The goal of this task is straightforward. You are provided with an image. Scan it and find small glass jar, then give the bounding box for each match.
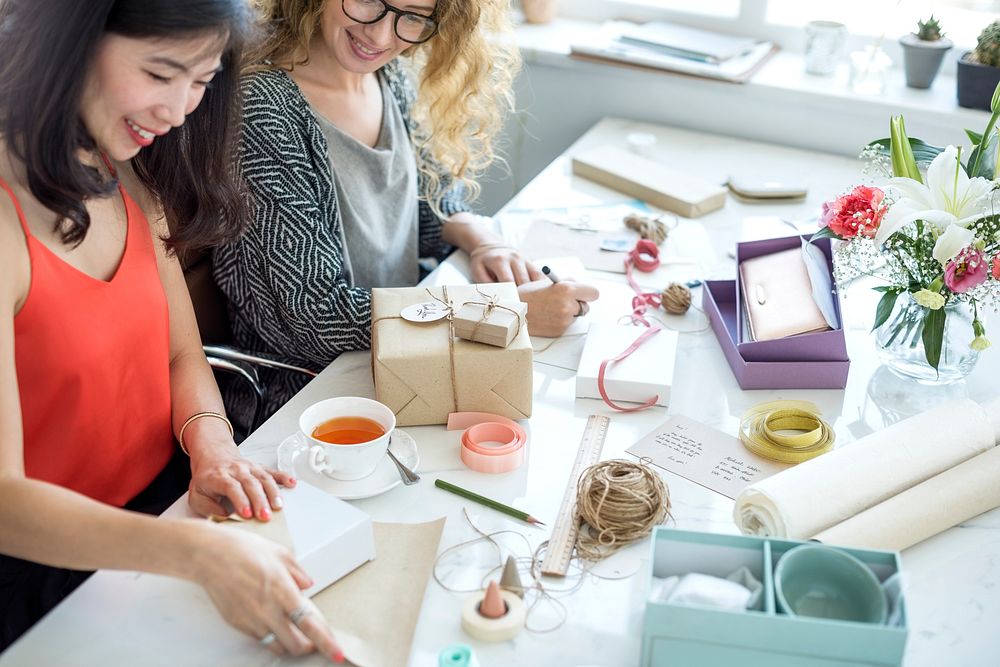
[849,46,893,95]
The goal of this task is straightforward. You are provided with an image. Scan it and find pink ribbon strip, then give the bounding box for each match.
[590,239,666,412]
[624,239,664,327]
[447,412,528,473]
[597,327,662,412]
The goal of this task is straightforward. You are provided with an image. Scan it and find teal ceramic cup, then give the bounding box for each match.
[774,544,888,624]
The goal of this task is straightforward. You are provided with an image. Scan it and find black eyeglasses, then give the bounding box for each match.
[342,0,438,45]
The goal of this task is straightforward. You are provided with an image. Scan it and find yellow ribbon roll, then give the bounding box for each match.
[739,400,835,464]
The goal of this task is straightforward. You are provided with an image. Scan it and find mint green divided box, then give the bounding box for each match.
[641,528,907,667]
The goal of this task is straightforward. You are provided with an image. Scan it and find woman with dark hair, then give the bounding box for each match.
[0,1,341,661]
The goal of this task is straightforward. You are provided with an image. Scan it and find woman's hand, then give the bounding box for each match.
[469,243,544,286]
[518,279,600,337]
[191,525,344,662]
[188,443,295,521]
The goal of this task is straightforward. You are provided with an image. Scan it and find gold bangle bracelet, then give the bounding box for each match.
[178,411,234,456]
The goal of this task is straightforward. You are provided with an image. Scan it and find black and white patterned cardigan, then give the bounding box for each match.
[212,60,468,417]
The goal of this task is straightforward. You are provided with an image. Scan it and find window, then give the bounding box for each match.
[767,0,1000,47]
[559,0,1000,51]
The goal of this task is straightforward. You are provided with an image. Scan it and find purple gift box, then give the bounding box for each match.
[735,235,848,362]
[703,234,850,389]
[703,280,850,389]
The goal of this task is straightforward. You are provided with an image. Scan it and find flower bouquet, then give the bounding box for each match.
[816,84,1000,381]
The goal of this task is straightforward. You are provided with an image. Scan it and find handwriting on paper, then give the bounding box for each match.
[626,415,790,499]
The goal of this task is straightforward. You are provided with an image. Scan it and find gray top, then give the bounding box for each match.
[312,75,419,289]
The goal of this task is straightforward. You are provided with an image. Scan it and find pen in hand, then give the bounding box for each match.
[541,265,589,318]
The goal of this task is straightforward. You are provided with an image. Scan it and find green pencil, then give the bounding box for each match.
[434,479,545,526]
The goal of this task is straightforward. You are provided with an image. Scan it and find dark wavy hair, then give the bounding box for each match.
[0,0,252,252]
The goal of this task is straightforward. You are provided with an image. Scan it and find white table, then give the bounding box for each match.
[4,118,999,667]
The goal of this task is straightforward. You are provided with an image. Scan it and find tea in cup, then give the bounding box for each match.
[300,397,395,480]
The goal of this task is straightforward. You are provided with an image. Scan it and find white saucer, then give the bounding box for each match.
[276,429,419,500]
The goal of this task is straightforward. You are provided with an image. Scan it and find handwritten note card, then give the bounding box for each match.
[626,415,790,499]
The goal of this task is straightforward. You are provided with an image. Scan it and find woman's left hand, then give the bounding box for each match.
[469,243,544,286]
[188,443,295,521]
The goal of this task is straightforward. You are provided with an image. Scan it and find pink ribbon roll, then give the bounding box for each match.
[447,412,528,474]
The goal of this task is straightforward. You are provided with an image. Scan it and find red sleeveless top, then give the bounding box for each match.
[4,178,174,507]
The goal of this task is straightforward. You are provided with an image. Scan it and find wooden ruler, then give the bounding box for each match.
[540,414,610,577]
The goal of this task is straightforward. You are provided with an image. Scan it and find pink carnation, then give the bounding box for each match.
[944,247,988,294]
[820,185,886,240]
[992,254,1000,280]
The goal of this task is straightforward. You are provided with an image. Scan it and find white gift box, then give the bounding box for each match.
[281,481,376,597]
[575,323,678,407]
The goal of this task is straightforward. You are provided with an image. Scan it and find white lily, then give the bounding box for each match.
[873,145,993,247]
[932,224,975,265]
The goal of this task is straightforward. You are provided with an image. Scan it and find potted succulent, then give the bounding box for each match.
[900,16,953,89]
[958,20,1000,110]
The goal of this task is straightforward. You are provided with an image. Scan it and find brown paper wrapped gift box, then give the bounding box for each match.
[372,284,533,426]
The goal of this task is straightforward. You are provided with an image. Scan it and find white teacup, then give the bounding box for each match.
[300,397,396,481]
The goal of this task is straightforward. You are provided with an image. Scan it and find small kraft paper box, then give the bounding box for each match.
[452,295,527,348]
[571,144,727,218]
[372,283,533,426]
[641,528,907,667]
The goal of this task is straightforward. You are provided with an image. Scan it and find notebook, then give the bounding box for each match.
[618,21,758,63]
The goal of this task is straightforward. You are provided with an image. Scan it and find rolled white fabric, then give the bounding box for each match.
[733,399,995,539]
[814,445,1000,551]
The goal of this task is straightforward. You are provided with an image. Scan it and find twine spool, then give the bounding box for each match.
[661,283,692,315]
[574,460,672,560]
[624,213,669,245]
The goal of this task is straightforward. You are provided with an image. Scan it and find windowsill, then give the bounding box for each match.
[513,16,989,127]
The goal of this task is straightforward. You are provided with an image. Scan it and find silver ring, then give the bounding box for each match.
[574,300,589,318]
[288,604,310,627]
[259,632,278,647]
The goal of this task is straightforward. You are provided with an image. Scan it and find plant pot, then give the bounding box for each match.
[957,52,1000,110]
[899,34,952,89]
[521,0,556,24]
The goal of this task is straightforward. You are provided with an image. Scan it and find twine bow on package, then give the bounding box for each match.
[371,283,533,426]
[452,291,527,348]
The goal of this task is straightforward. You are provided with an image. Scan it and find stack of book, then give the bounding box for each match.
[571,21,778,83]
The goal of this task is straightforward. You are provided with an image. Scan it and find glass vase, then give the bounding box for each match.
[875,293,979,384]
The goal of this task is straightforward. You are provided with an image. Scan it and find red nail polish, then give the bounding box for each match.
[333,650,344,663]
[260,508,271,520]
[241,506,252,519]
[288,477,297,486]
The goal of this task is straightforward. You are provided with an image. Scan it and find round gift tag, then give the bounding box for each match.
[401,301,449,323]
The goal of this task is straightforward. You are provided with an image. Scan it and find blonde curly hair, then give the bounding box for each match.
[246,0,520,212]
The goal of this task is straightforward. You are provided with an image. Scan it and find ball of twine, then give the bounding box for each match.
[574,459,672,561]
[661,283,692,315]
[624,213,669,245]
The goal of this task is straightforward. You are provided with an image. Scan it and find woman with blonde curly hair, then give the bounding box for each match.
[213,0,599,418]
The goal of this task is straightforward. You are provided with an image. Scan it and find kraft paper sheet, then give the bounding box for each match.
[814,445,1000,551]
[733,399,997,539]
[231,516,445,667]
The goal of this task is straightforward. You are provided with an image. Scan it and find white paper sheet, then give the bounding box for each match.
[627,415,790,499]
